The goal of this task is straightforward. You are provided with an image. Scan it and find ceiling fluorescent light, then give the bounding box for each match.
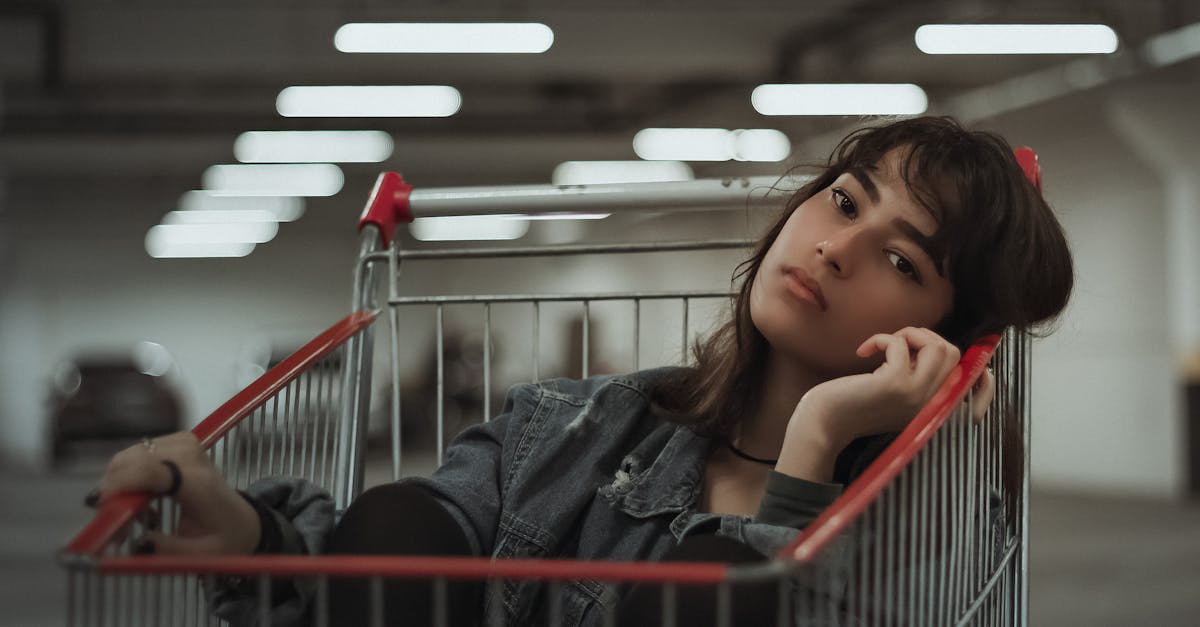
[634,128,792,162]
[411,215,530,241]
[276,86,461,117]
[180,192,305,222]
[234,130,393,163]
[752,84,928,116]
[146,241,257,259]
[551,161,695,185]
[147,223,279,246]
[634,128,734,161]
[915,24,1119,55]
[633,126,792,159]
[732,129,791,162]
[162,209,280,225]
[202,164,344,197]
[145,222,278,258]
[335,23,553,53]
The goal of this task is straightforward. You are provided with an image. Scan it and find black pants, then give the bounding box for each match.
[327,484,782,626]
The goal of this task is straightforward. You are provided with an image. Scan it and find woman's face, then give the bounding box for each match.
[750,149,955,377]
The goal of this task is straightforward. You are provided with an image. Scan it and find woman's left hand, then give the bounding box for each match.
[776,327,996,483]
[791,327,995,452]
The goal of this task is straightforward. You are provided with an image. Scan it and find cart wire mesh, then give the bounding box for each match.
[61,172,1034,627]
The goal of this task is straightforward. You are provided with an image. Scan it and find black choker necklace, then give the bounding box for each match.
[724,440,778,466]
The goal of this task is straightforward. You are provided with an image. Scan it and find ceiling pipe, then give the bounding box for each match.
[794,19,1200,156]
[942,19,1200,121]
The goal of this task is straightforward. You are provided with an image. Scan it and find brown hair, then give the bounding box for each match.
[654,116,1074,469]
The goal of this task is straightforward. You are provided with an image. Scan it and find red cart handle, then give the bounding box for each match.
[358,172,415,248]
[1014,147,1042,192]
[64,310,377,557]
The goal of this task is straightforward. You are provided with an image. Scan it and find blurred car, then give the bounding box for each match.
[49,357,182,464]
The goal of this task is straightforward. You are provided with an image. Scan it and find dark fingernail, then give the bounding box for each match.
[132,539,156,555]
[84,490,100,508]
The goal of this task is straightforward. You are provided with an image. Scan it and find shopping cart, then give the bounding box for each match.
[61,153,1040,626]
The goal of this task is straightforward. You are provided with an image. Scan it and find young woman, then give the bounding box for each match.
[89,116,1074,626]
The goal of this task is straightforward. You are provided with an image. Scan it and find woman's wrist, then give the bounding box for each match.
[775,398,845,484]
[232,491,268,555]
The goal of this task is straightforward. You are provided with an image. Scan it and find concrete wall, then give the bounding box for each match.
[988,80,1191,497]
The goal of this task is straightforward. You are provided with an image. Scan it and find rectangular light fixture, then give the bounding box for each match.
[276,86,461,118]
[179,192,305,222]
[335,23,553,53]
[162,209,280,225]
[145,222,279,259]
[146,241,257,259]
[411,215,530,241]
[234,130,393,163]
[202,164,344,197]
[634,128,734,161]
[732,129,793,162]
[551,161,695,186]
[915,24,1119,55]
[752,84,928,116]
[633,128,791,162]
[147,223,279,245]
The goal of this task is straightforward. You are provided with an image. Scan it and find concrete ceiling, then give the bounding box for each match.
[0,0,1196,184]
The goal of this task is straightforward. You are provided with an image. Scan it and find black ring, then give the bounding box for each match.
[161,460,183,497]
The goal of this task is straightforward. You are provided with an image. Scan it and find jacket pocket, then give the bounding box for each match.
[491,512,554,624]
[559,580,606,627]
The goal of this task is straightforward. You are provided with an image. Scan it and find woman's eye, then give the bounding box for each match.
[886,251,920,281]
[832,188,857,218]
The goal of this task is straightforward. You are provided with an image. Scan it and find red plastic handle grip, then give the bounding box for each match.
[96,554,731,584]
[1014,147,1042,193]
[64,310,377,557]
[358,172,415,248]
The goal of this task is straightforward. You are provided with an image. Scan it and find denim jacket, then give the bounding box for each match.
[210,367,846,626]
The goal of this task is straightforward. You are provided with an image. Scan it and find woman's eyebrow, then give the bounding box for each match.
[848,167,881,204]
[892,217,946,276]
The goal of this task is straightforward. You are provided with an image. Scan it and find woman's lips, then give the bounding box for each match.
[782,267,827,311]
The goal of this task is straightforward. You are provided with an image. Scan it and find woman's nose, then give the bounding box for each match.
[816,226,866,276]
[816,240,842,274]
[817,234,853,275]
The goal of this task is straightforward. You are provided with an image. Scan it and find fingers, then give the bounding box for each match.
[898,328,960,393]
[969,368,996,425]
[85,431,254,557]
[849,328,995,435]
[864,327,958,382]
[97,451,178,502]
[892,326,952,351]
[897,329,997,425]
[93,431,201,504]
[856,333,913,371]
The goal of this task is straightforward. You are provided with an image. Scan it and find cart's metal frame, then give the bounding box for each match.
[61,171,1034,627]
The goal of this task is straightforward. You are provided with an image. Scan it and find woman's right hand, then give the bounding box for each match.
[90,432,261,556]
[776,327,968,483]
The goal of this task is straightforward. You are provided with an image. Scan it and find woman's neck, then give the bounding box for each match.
[734,350,827,462]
